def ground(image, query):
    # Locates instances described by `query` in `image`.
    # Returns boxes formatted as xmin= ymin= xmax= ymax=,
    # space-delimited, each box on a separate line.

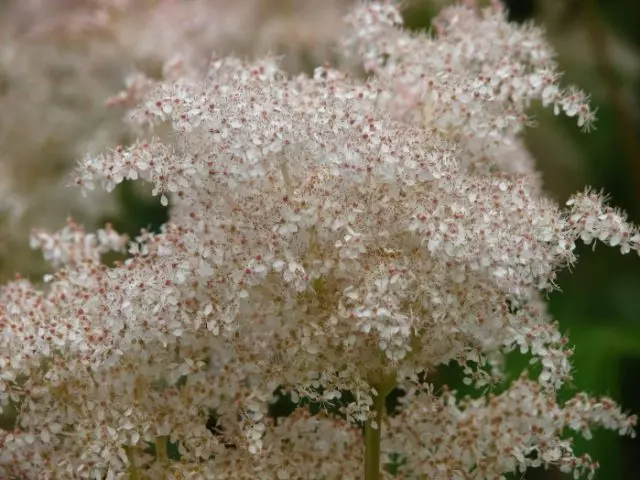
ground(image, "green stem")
xmin=155 ymin=436 xmax=169 ymax=461
xmin=364 ymin=375 xmax=396 ymax=480
xmin=125 ymin=446 xmax=140 ymax=480
xmin=156 ymin=435 xmax=169 ymax=477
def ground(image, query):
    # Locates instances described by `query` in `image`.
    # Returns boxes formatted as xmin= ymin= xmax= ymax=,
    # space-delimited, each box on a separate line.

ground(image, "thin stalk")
xmin=156 ymin=435 xmax=169 ymax=476
xmin=155 ymin=436 xmax=169 ymax=460
xmin=125 ymin=446 xmax=140 ymax=480
xmin=364 ymin=375 xmax=397 ymax=480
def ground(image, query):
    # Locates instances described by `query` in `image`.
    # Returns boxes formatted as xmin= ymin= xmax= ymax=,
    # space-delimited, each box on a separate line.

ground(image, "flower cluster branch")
xmin=0 ymin=1 xmax=637 ymax=479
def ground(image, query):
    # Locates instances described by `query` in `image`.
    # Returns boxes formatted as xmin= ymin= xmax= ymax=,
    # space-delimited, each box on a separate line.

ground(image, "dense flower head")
xmin=0 ymin=1 xmax=638 ymax=479
xmin=0 ymin=0 xmax=351 ymax=281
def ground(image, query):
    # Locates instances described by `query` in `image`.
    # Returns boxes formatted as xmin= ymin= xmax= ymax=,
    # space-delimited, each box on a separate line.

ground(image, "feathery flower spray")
xmin=0 ymin=1 xmax=638 ymax=479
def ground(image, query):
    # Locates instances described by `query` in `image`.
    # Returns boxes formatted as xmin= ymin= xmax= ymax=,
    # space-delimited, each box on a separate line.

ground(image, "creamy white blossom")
xmin=0 ymin=2 xmax=637 ymax=479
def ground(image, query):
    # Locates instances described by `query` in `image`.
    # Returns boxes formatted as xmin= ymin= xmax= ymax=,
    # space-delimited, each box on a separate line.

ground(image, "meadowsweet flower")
xmin=0 ymin=2 xmax=637 ymax=479
xmin=0 ymin=0 xmax=351 ymax=281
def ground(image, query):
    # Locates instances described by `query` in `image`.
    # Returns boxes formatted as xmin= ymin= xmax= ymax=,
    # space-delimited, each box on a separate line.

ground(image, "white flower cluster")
xmin=385 ymin=378 xmax=636 ymax=479
xmin=0 ymin=1 xmax=637 ymax=479
xmin=0 ymin=0 xmax=351 ymax=282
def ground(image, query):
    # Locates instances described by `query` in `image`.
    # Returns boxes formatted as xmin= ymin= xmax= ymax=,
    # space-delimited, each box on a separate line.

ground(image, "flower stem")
xmin=125 ymin=446 xmax=140 ymax=480
xmin=364 ymin=375 xmax=396 ymax=480
xmin=156 ymin=435 xmax=170 ymax=478
xmin=156 ymin=435 xmax=169 ymax=461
